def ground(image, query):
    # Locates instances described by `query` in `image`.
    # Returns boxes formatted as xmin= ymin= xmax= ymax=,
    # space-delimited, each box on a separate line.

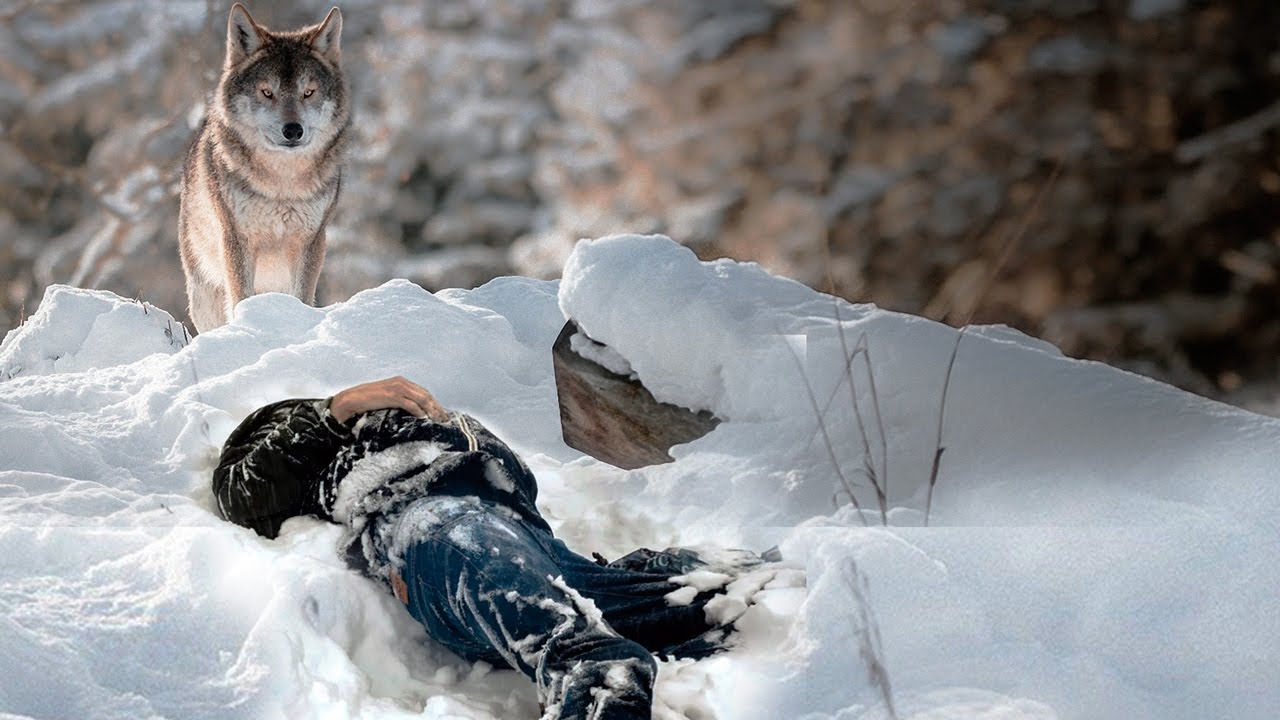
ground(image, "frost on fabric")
xmin=670 ymin=570 xmax=734 ymax=592
xmin=547 ymin=575 xmax=611 ymax=633
xmin=330 ymin=441 xmax=446 ymax=522
xmin=455 ymin=566 xmax=530 ymax=673
xmin=439 ymin=567 xmax=646 ymax=719
xmin=529 ymin=580 xmax=660 ymax=717
xmin=438 ymin=499 xmax=520 ymax=554
xmin=379 ymin=495 xmax=523 ymax=583
xmin=702 ymin=567 xmax=783 ymax=627
xmin=484 ymin=458 xmax=516 ymax=493
xmin=584 ymin=660 xmax=650 ymax=720
xmin=664 ymin=586 xmax=699 ymax=606
xmin=664 ymin=569 xmax=733 ymax=607
xmin=378 ymin=496 xmax=446 ymax=567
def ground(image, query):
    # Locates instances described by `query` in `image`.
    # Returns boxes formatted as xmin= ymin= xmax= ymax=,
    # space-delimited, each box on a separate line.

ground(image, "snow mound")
xmin=0 ymin=284 xmax=187 ymax=379
xmin=561 ymin=234 xmax=1280 ymax=529
xmin=1 ymin=234 xmax=1278 ymax=719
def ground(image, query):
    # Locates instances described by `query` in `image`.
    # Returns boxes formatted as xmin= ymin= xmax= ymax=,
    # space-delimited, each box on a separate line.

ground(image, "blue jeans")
xmin=397 ymin=496 xmax=727 ymax=719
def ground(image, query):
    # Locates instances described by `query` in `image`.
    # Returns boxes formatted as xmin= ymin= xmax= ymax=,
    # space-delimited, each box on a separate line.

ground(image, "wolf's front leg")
xmin=298 ymin=230 xmax=328 ymax=305
xmin=223 ymin=231 xmax=254 ymax=320
xmin=187 ymin=275 xmax=228 ymax=334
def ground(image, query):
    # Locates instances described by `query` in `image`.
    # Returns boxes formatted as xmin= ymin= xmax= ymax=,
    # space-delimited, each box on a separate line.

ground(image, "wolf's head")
xmin=215 ymin=4 xmax=349 ymax=156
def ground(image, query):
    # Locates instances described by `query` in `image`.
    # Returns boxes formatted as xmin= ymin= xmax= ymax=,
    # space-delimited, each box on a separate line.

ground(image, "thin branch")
xmin=857 ymin=333 xmax=889 ymax=522
xmin=839 ymin=327 xmax=877 ymax=514
xmin=1176 ymin=98 xmax=1280 ymax=164
xmin=924 ymin=331 xmax=961 ymax=525
xmin=924 ymin=161 xmax=1063 ymax=525
xmin=806 ymin=244 xmax=892 ymax=524
xmin=842 ymin=558 xmax=898 ymax=720
xmin=778 ymin=324 xmax=869 ymax=526
xmin=834 ymin=326 xmax=889 ymax=525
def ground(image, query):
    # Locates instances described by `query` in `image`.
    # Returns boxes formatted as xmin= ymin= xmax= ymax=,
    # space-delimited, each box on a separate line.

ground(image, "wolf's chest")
xmin=229 ymin=193 xmax=328 ymax=244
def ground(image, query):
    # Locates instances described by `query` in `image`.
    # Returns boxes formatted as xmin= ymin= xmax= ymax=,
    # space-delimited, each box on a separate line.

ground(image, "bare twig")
xmin=808 ymin=246 xmax=891 ymax=524
xmin=805 ymin=337 xmax=885 ymax=517
xmin=924 ymin=333 xmax=961 ymax=525
xmin=837 ymin=328 xmax=889 ymax=524
xmin=842 ymin=557 xmax=898 ymax=720
xmin=924 ymin=161 xmax=1063 ymax=525
xmin=856 ymin=334 xmax=888 ymax=522
xmin=778 ymin=324 xmax=870 ymax=526
xmin=1176 ymin=98 xmax=1280 ymax=164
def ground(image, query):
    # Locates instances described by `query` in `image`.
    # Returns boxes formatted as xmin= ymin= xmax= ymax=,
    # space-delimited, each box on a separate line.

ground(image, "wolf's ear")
xmin=309 ymin=7 xmax=342 ymax=64
xmin=226 ymin=3 xmax=266 ymax=63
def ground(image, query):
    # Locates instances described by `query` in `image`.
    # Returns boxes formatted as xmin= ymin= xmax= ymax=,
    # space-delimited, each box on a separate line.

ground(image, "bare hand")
xmin=329 ymin=376 xmax=448 ymax=424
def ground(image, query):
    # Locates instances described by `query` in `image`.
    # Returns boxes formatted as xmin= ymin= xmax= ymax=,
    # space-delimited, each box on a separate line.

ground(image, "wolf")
xmin=179 ymin=3 xmax=349 ymax=333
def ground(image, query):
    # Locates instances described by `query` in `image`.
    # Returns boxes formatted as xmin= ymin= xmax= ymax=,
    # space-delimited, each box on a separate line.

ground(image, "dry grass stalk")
xmin=779 ymin=323 xmax=871 ymax=527
xmin=843 ymin=557 xmax=899 ymax=719
xmin=924 ymin=161 xmax=1063 ymax=525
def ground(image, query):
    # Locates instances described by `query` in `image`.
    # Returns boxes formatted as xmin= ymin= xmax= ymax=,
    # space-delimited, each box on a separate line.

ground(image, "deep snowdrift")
xmin=1 ymin=234 xmax=1277 ymax=720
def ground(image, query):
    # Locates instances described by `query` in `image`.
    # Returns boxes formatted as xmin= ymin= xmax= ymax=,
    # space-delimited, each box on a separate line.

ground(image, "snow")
xmin=568 ymin=330 xmax=636 ymax=379
xmin=333 ymin=441 xmax=447 ymax=522
xmin=2 ymin=234 xmax=1279 ymax=719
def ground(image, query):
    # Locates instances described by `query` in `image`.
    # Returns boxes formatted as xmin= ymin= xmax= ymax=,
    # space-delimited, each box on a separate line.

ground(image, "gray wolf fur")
xmin=179 ymin=3 xmax=349 ymax=333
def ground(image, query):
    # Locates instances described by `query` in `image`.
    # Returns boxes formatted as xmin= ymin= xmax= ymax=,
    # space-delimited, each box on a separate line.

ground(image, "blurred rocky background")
xmin=1 ymin=0 xmax=1278 ymax=410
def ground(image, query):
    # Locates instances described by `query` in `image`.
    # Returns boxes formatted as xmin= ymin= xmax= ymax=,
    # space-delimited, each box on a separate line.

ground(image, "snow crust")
xmin=2 ymin=235 xmax=1278 ymax=719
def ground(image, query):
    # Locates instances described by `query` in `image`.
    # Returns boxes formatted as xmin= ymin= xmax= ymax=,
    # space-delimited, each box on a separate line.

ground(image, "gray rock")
xmin=931 ymin=16 xmax=992 ymax=62
xmin=677 ymin=9 xmax=783 ymax=64
xmin=825 ymin=166 xmax=897 ymax=221
xmin=1027 ymin=35 xmax=1109 ymax=75
xmin=993 ymin=0 xmax=1099 ymax=19
xmin=928 ymin=176 xmax=1005 ymax=239
xmin=1128 ymin=0 xmax=1186 ymax=21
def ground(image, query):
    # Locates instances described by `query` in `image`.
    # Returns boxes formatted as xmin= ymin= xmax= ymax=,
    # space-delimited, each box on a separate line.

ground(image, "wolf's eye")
xmin=261 ymin=88 xmax=273 ymax=99
xmin=303 ymin=88 xmax=315 ymax=98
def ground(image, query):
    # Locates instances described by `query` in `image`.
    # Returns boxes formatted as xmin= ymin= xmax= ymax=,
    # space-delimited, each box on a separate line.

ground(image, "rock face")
xmin=2 ymin=1 xmax=1278 ymax=402
xmin=552 ymin=320 xmax=719 ymax=470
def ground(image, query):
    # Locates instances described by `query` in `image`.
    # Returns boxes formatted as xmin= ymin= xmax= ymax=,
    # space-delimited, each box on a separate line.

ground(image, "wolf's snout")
xmin=282 ymin=123 xmax=305 ymax=142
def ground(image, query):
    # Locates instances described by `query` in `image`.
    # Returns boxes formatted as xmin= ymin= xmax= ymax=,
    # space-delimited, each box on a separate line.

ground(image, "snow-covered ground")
xmin=1 ymin=234 xmax=1277 ymax=720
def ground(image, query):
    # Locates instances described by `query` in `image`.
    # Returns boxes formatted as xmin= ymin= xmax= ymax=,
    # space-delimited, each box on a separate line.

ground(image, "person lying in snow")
xmin=214 ymin=376 xmax=787 ymax=719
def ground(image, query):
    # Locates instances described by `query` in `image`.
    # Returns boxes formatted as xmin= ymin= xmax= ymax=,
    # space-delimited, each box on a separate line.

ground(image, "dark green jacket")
xmin=213 ymin=398 xmax=549 ymax=581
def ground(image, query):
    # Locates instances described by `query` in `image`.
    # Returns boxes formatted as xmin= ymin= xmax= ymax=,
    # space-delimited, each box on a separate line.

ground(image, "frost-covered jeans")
xmin=397 ymin=496 xmax=724 ymax=720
